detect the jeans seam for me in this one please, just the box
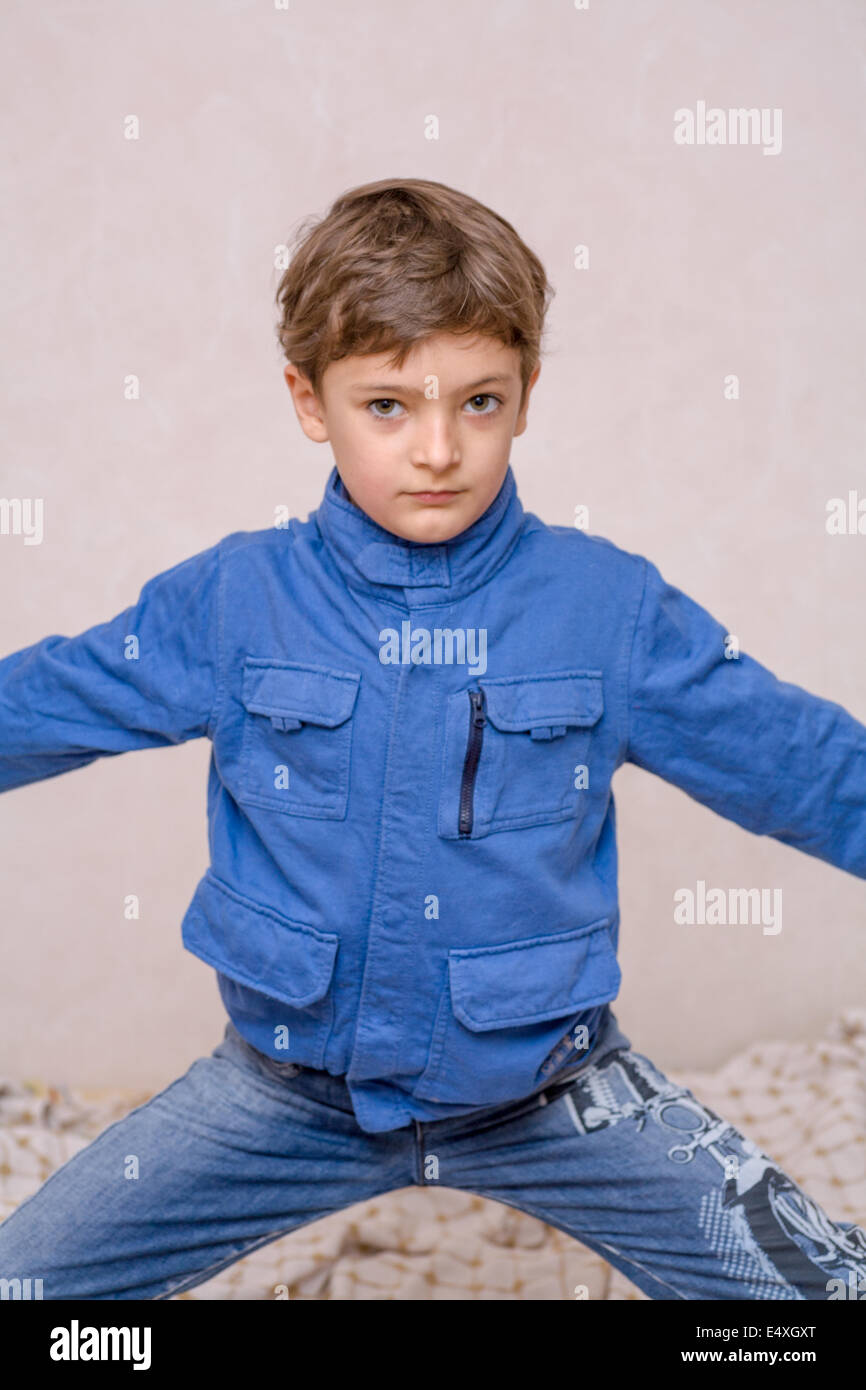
[151,1220,321,1301]
[0,1078,189,1233]
[414,1120,424,1184]
[460,1187,692,1301]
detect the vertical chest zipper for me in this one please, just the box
[458,687,487,838]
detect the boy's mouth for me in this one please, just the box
[407,490,463,504]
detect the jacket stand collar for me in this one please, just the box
[313,464,526,604]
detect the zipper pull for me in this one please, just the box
[470,688,487,727]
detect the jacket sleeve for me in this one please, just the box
[0,541,222,794]
[624,555,866,879]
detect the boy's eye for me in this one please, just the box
[466,393,501,414]
[366,394,502,420]
[367,399,405,419]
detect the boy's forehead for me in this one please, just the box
[327,334,521,390]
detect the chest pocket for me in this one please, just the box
[437,669,604,839]
[239,658,360,818]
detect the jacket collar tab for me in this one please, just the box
[354,540,451,587]
[313,465,524,599]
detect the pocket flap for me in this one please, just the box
[448,916,620,1031]
[182,870,339,1007]
[480,670,603,738]
[242,659,360,728]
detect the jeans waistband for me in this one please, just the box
[222,1004,632,1127]
[224,1025,358,1113]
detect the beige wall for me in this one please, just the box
[1,0,864,1089]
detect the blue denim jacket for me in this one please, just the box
[2,465,864,1132]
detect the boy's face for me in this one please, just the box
[283,333,540,543]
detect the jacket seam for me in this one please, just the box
[394,678,440,1074]
[623,556,651,763]
[185,938,327,1008]
[204,868,340,942]
[341,667,403,1076]
[455,985,618,1031]
[452,917,610,958]
[207,542,226,740]
[414,978,450,1093]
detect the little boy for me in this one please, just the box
[1,177,865,1301]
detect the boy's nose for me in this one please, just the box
[410,420,460,469]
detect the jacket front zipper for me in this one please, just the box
[458,687,487,838]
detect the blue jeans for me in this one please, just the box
[1,1014,864,1301]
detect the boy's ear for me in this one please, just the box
[513,363,541,438]
[283,363,330,443]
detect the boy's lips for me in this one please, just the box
[407,489,463,504]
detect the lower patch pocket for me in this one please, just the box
[413,915,621,1106]
[181,870,340,1069]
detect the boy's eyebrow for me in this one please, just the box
[350,375,514,395]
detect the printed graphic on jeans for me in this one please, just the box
[563,1050,866,1299]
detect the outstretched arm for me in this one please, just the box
[624,556,866,880]
[0,542,222,794]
